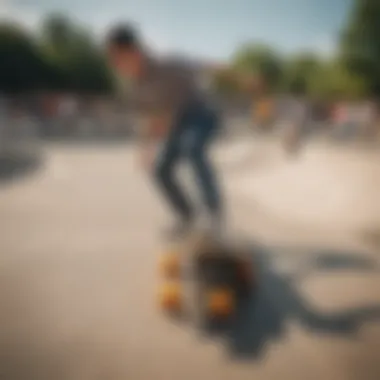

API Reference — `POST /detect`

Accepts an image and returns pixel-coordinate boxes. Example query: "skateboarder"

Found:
[105,23,222,237]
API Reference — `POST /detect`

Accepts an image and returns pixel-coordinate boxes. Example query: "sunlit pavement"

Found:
[222,138,380,232]
[0,141,379,380]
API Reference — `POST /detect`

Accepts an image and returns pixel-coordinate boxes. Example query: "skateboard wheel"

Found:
[158,281,182,312]
[159,252,180,278]
[207,288,234,318]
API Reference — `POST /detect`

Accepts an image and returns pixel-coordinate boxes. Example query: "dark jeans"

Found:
[153,102,221,221]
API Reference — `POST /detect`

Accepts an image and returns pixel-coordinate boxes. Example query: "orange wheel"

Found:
[158,281,182,312]
[159,252,180,278]
[207,288,235,318]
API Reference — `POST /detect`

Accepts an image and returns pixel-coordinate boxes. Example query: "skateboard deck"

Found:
[157,229,255,325]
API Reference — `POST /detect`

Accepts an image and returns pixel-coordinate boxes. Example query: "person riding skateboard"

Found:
[105,23,223,237]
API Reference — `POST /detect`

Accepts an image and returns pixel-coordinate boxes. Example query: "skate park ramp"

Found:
[0,143,379,380]
[227,140,380,234]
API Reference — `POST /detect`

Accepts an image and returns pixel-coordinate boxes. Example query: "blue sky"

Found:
[1,0,353,61]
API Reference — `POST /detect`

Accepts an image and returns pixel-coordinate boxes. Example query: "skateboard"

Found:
[157,230,255,324]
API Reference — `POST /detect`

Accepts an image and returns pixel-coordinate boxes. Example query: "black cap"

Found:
[106,23,139,49]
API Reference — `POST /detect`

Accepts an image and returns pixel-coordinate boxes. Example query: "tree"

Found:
[339,0,380,95]
[0,15,114,94]
[39,14,114,93]
[283,53,321,95]
[0,23,49,93]
[309,60,367,101]
[231,44,283,91]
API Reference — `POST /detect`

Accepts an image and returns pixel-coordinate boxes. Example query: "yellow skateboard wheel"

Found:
[207,288,235,318]
[158,281,182,312]
[159,252,180,278]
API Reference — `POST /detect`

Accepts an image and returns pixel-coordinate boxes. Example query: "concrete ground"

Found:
[0,140,379,380]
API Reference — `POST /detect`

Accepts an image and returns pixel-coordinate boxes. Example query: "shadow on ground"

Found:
[0,149,43,185]
[221,242,380,360]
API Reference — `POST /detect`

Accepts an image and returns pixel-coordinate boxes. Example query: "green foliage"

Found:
[212,0,378,99]
[308,60,368,100]
[0,22,48,93]
[232,44,283,90]
[0,14,114,94]
[282,53,321,95]
[40,14,114,93]
[0,0,378,99]
[339,0,380,95]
